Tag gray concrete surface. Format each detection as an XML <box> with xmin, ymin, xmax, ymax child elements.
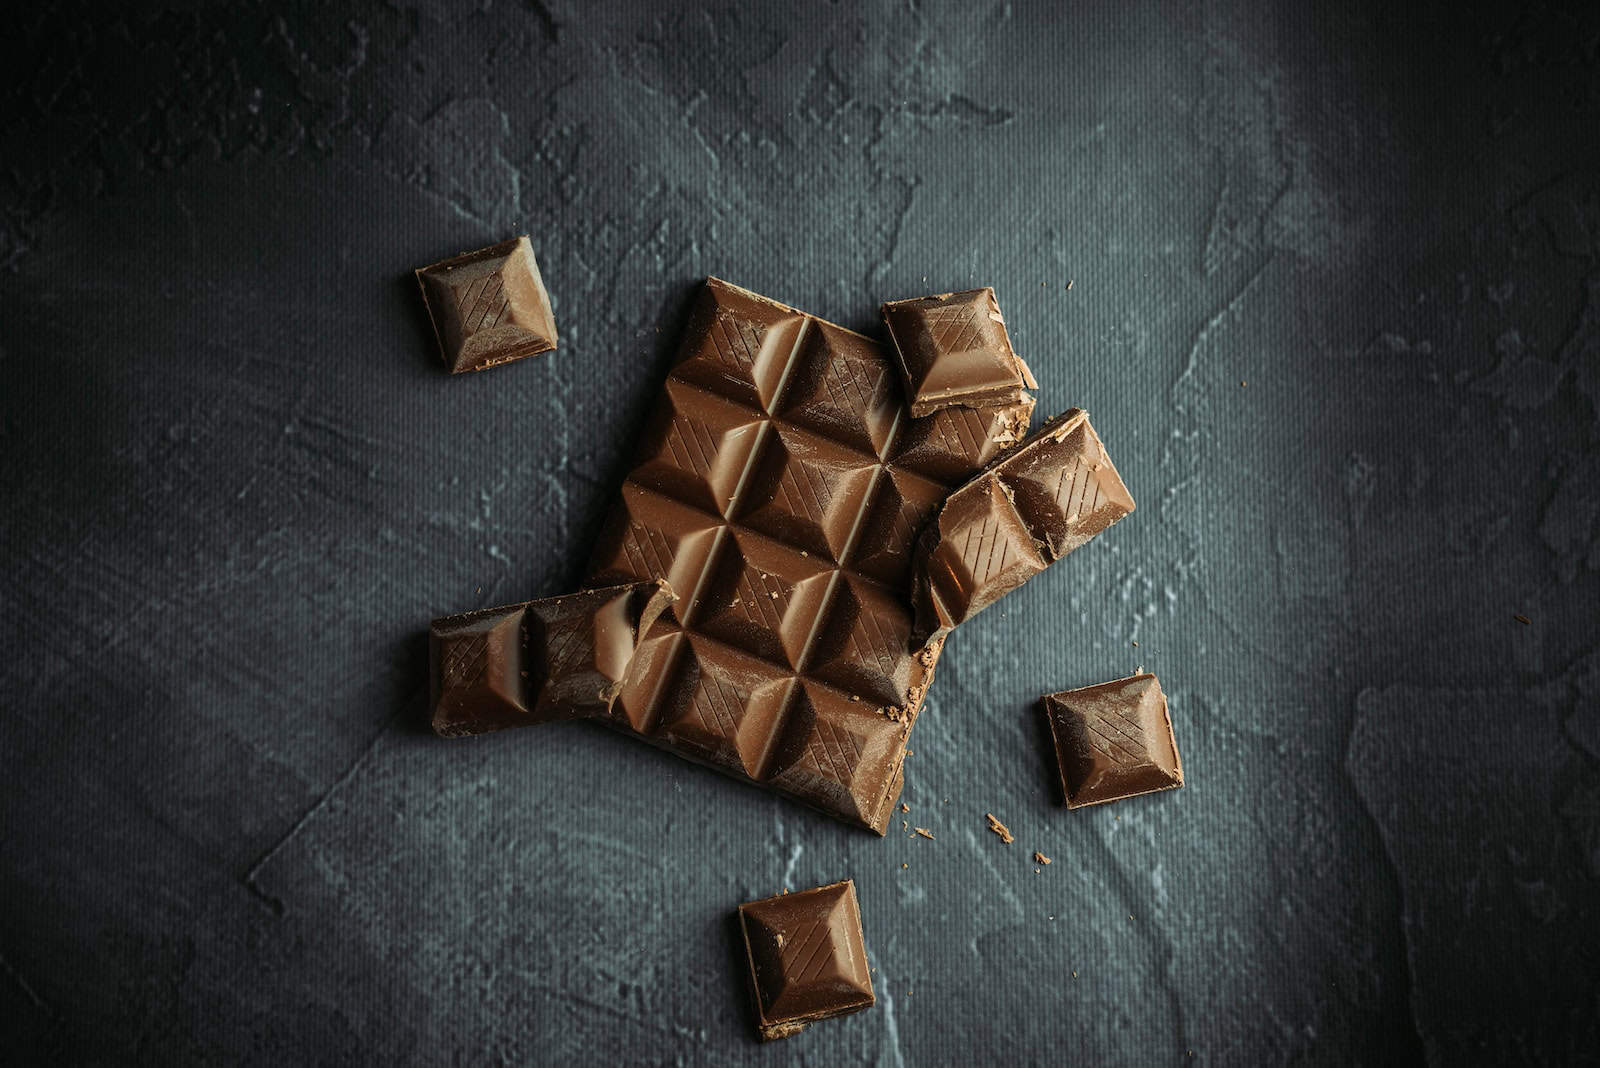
<box><xmin>2</xmin><ymin>1</ymin><xmax>1597</xmax><ymax>1063</ymax></box>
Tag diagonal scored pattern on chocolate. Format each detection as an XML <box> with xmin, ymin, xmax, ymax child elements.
<box><xmin>429</xmin><ymin>581</ymin><xmax>675</xmax><ymax>737</ymax></box>
<box><xmin>911</xmin><ymin>407</ymin><xmax>1135</xmax><ymax>641</ymax></box>
<box><xmin>585</xmin><ymin>278</ymin><xmax>1033</xmax><ymax>832</ymax></box>
<box><xmin>738</xmin><ymin>879</ymin><xmax>875</xmax><ymax>1041</ymax></box>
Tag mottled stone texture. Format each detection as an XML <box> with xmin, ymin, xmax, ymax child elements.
<box><xmin>1</xmin><ymin>1</ymin><xmax>1596</xmax><ymax>1064</ymax></box>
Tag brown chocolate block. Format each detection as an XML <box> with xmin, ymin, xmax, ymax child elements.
<box><xmin>912</xmin><ymin>408</ymin><xmax>1134</xmax><ymax>640</ymax></box>
<box><xmin>738</xmin><ymin>879</ymin><xmax>874</xmax><ymax>1041</ymax></box>
<box><xmin>415</xmin><ymin>236</ymin><xmax>558</xmax><ymax>373</ymax></box>
<box><xmin>429</xmin><ymin>580</ymin><xmax>673</xmax><ymax>737</ymax></box>
<box><xmin>582</xmin><ymin>278</ymin><xmax>1031</xmax><ymax>832</ymax></box>
<box><xmin>1042</xmin><ymin>673</ymin><xmax>1183</xmax><ymax>808</ymax></box>
<box><xmin>881</xmin><ymin>288</ymin><xmax>1037</xmax><ymax>417</ymax></box>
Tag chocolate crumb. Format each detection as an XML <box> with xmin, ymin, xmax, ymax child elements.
<box><xmin>985</xmin><ymin>813</ymin><xmax>1014</xmax><ymax>843</ymax></box>
<box><xmin>1514</xmin><ymin>614</ymin><xmax>1532</xmax><ymax>625</ymax></box>
<box><xmin>1033</xmin><ymin>852</ymin><xmax>1052</xmax><ymax>865</ymax></box>
<box><xmin>914</xmin><ymin>827</ymin><xmax>935</xmax><ymax>840</ymax></box>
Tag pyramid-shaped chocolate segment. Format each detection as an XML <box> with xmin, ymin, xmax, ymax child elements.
<box><xmin>913</xmin><ymin>476</ymin><xmax>1047</xmax><ymax>633</ymax></box>
<box><xmin>429</xmin><ymin>581</ymin><xmax>673</xmax><ymax>737</ymax></box>
<box><xmin>738</xmin><ymin>880</ymin><xmax>875</xmax><ymax>1041</ymax></box>
<box><xmin>1042</xmin><ymin>673</ymin><xmax>1183</xmax><ymax>808</ymax></box>
<box><xmin>996</xmin><ymin>411</ymin><xmax>1136</xmax><ymax>558</ymax></box>
<box><xmin>415</xmin><ymin>236</ymin><xmax>558</xmax><ymax>373</ymax></box>
<box><xmin>526</xmin><ymin>581</ymin><xmax>676</xmax><ymax>719</ymax></box>
<box><xmin>429</xmin><ymin>604</ymin><xmax>533</xmax><ymax>737</ymax></box>
<box><xmin>882</xmin><ymin>288</ymin><xmax>1035</xmax><ymax>417</ymax></box>
<box><xmin>912</xmin><ymin>409</ymin><xmax>1134</xmax><ymax>641</ymax></box>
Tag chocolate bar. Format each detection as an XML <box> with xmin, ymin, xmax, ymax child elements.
<box><xmin>584</xmin><ymin>278</ymin><xmax>1032</xmax><ymax>832</ymax></box>
<box><xmin>911</xmin><ymin>408</ymin><xmax>1134</xmax><ymax>640</ymax></box>
<box><xmin>737</xmin><ymin>879</ymin><xmax>874</xmax><ymax>1041</ymax></box>
<box><xmin>415</xmin><ymin>236</ymin><xmax>558</xmax><ymax>373</ymax></box>
<box><xmin>881</xmin><ymin>288</ymin><xmax>1036</xmax><ymax>417</ymax></box>
<box><xmin>1042</xmin><ymin>673</ymin><xmax>1183</xmax><ymax>807</ymax></box>
<box><xmin>429</xmin><ymin>581</ymin><xmax>673</xmax><ymax>737</ymax></box>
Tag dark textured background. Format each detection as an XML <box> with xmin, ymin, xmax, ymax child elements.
<box><xmin>3</xmin><ymin>1</ymin><xmax>1598</xmax><ymax>1064</ymax></box>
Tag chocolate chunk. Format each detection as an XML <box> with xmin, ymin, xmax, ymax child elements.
<box><xmin>581</xmin><ymin>278</ymin><xmax>1026</xmax><ymax>832</ymax></box>
<box><xmin>415</xmin><ymin>236</ymin><xmax>558</xmax><ymax>373</ymax></box>
<box><xmin>1042</xmin><ymin>673</ymin><xmax>1183</xmax><ymax>808</ymax></box>
<box><xmin>429</xmin><ymin>580</ymin><xmax>673</xmax><ymax>737</ymax></box>
<box><xmin>737</xmin><ymin>879</ymin><xmax>874</xmax><ymax>1041</ymax></box>
<box><xmin>881</xmin><ymin>288</ymin><xmax>1036</xmax><ymax>417</ymax></box>
<box><xmin>912</xmin><ymin>408</ymin><xmax>1134</xmax><ymax>640</ymax></box>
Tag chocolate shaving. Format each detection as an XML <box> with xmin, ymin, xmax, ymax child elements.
<box><xmin>984</xmin><ymin>813</ymin><xmax>1014</xmax><ymax>843</ymax></box>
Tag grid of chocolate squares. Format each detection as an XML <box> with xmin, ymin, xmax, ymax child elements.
<box><xmin>417</xmin><ymin>238</ymin><xmax>1183</xmax><ymax>1041</ymax></box>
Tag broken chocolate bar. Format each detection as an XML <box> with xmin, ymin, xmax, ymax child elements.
<box><xmin>582</xmin><ymin>278</ymin><xmax>1032</xmax><ymax>832</ymax></box>
<box><xmin>738</xmin><ymin>879</ymin><xmax>874</xmax><ymax>1041</ymax></box>
<box><xmin>881</xmin><ymin>288</ymin><xmax>1036</xmax><ymax>417</ymax></box>
<box><xmin>1042</xmin><ymin>673</ymin><xmax>1183</xmax><ymax>807</ymax></box>
<box><xmin>911</xmin><ymin>408</ymin><xmax>1134</xmax><ymax>640</ymax></box>
<box><xmin>429</xmin><ymin>580</ymin><xmax>673</xmax><ymax>737</ymax></box>
<box><xmin>415</xmin><ymin>236</ymin><xmax>558</xmax><ymax>373</ymax></box>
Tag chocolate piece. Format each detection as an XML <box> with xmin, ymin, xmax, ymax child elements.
<box><xmin>429</xmin><ymin>581</ymin><xmax>674</xmax><ymax>737</ymax></box>
<box><xmin>912</xmin><ymin>408</ymin><xmax>1134</xmax><ymax>640</ymax></box>
<box><xmin>738</xmin><ymin>879</ymin><xmax>874</xmax><ymax>1041</ymax></box>
<box><xmin>881</xmin><ymin>288</ymin><xmax>1037</xmax><ymax>417</ymax></box>
<box><xmin>584</xmin><ymin>279</ymin><xmax>1031</xmax><ymax>832</ymax></box>
<box><xmin>1042</xmin><ymin>673</ymin><xmax>1183</xmax><ymax>808</ymax></box>
<box><xmin>415</xmin><ymin>236</ymin><xmax>558</xmax><ymax>373</ymax></box>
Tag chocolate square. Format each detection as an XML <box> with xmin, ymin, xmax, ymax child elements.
<box><xmin>1042</xmin><ymin>673</ymin><xmax>1183</xmax><ymax>808</ymax></box>
<box><xmin>415</xmin><ymin>235</ymin><xmax>558</xmax><ymax>373</ymax></box>
<box><xmin>737</xmin><ymin>879</ymin><xmax>875</xmax><ymax>1041</ymax></box>
<box><xmin>881</xmin><ymin>287</ymin><xmax>1035</xmax><ymax>416</ymax></box>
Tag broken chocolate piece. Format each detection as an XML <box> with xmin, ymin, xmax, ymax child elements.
<box><xmin>1042</xmin><ymin>673</ymin><xmax>1183</xmax><ymax>808</ymax></box>
<box><xmin>912</xmin><ymin>408</ymin><xmax>1134</xmax><ymax>640</ymax></box>
<box><xmin>429</xmin><ymin>580</ymin><xmax>673</xmax><ymax>737</ymax></box>
<box><xmin>579</xmin><ymin>278</ymin><xmax>1028</xmax><ymax>832</ymax></box>
<box><xmin>415</xmin><ymin>236</ymin><xmax>558</xmax><ymax>373</ymax></box>
<box><xmin>738</xmin><ymin>879</ymin><xmax>875</xmax><ymax>1042</ymax></box>
<box><xmin>881</xmin><ymin>288</ymin><xmax>1036</xmax><ymax>417</ymax></box>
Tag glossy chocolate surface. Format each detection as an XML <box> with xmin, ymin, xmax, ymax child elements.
<box><xmin>415</xmin><ymin>235</ymin><xmax>558</xmax><ymax>373</ymax></box>
<box><xmin>1042</xmin><ymin>673</ymin><xmax>1183</xmax><ymax>808</ymax></box>
<box><xmin>881</xmin><ymin>288</ymin><xmax>1035</xmax><ymax>417</ymax></box>
<box><xmin>429</xmin><ymin>581</ymin><xmax>673</xmax><ymax>737</ymax></box>
<box><xmin>912</xmin><ymin>408</ymin><xmax>1134</xmax><ymax>640</ymax></box>
<box><xmin>738</xmin><ymin>880</ymin><xmax>874</xmax><ymax>1041</ymax></box>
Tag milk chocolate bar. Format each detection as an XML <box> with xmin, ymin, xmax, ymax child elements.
<box><xmin>1042</xmin><ymin>673</ymin><xmax>1183</xmax><ymax>807</ymax></box>
<box><xmin>415</xmin><ymin>236</ymin><xmax>558</xmax><ymax>373</ymax></box>
<box><xmin>737</xmin><ymin>879</ymin><xmax>874</xmax><ymax>1041</ymax></box>
<box><xmin>429</xmin><ymin>580</ymin><xmax>674</xmax><ymax>737</ymax></box>
<box><xmin>881</xmin><ymin>288</ymin><xmax>1036</xmax><ymax>417</ymax></box>
<box><xmin>584</xmin><ymin>278</ymin><xmax>1032</xmax><ymax>832</ymax></box>
<box><xmin>911</xmin><ymin>408</ymin><xmax>1134</xmax><ymax>640</ymax></box>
